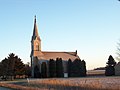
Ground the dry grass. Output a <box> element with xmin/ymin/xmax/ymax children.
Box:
<box><xmin>27</xmin><ymin>77</ymin><xmax>120</xmax><ymax>90</ymax></box>
<box><xmin>0</xmin><ymin>76</ymin><xmax>120</xmax><ymax>90</ymax></box>
<box><xmin>0</xmin><ymin>82</ymin><xmax>47</xmax><ymax>90</ymax></box>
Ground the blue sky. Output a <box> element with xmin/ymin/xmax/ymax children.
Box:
<box><xmin>0</xmin><ymin>0</ymin><xmax>120</xmax><ymax>69</ymax></box>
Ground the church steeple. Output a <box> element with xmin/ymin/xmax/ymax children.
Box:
<box><xmin>32</xmin><ymin>15</ymin><xmax>41</xmax><ymax>41</ymax></box>
<box><xmin>31</xmin><ymin>16</ymin><xmax>42</xmax><ymax>77</ymax></box>
<box><xmin>31</xmin><ymin>16</ymin><xmax>41</xmax><ymax>51</ymax></box>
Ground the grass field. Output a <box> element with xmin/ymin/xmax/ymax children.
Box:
<box><xmin>26</xmin><ymin>76</ymin><xmax>120</xmax><ymax>90</ymax></box>
<box><xmin>1</xmin><ymin>76</ymin><xmax>120</xmax><ymax>90</ymax></box>
<box><xmin>87</xmin><ymin>70</ymin><xmax>105</xmax><ymax>76</ymax></box>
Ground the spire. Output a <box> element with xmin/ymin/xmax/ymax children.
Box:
<box><xmin>32</xmin><ymin>15</ymin><xmax>40</xmax><ymax>41</ymax></box>
<box><xmin>33</xmin><ymin>15</ymin><xmax>39</xmax><ymax>37</ymax></box>
<box><xmin>35</xmin><ymin>15</ymin><xmax>36</xmax><ymax>23</ymax></box>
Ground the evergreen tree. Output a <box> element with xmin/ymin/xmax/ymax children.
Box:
<box><xmin>41</xmin><ymin>62</ymin><xmax>47</xmax><ymax>78</ymax></box>
<box><xmin>67</xmin><ymin>59</ymin><xmax>72</xmax><ymax>77</ymax></box>
<box><xmin>7</xmin><ymin>53</ymin><xmax>15</xmax><ymax>77</ymax></box>
<box><xmin>81</xmin><ymin>60</ymin><xmax>87</xmax><ymax>76</ymax></box>
<box><xmin>8</xmin><ymin>54</ymin><xmax>25</xmax><ymax>78</ymax></box>
<box><xmin>105</xmin><ymin>55</ymin><xmax>116</xmax><ymax>76</ymax></box>
<box><xmin>1</xmin><ymin>58</ymin><xmax>8</xmax><ymax>79</ymax></box>
<box><xmin>14</xmin><ymin>56</ymin><xmax>25</xmax><ymax>77</ymax></box>
<box><xmin>0</xmin><ymin>62</ymin><xmax>3</xmax><ymax>76</ymax></box>
<box><xmin>107</xmin><ymin>55</ymin><xmax>116</xmax><ymax>66</ymax></box>
<box><xmin>0</xmin><ymin>53</ymin><xmax>25</xmax><ymax>80</ymax></box>
<box><xmin>56</xmin><ymin>58</ymin><xmax>64</xmax><ymax>77</ymax></box>
<box><xmin>72</xmin><ymin>58</ymin><xmax>81</xmax><ymax>77</ymax></box>
<box><xmin>49</xmin><ymin>59</ymin><xmax>56</xmax><ymax>77</ymax></box>
<box><xmin>25</xmin><ymin>62</ymin><xmax>31</xmax><ymax>78</ymax></box>
<box><xmin>105</xmin><ymin>66</ymin><xmax>115</xmax><ymax>76</ymax></box>
<box><xmin>34</xmin><ymin>65</ymin><xmax>41</xmax><ymax>78</ymax></box>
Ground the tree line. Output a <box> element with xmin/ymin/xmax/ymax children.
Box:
<box><xmin>68</xmin><ymin>58</ymin><xmax>86</xmax><ymax>77</ymax></box>
<box><xmin>0</xmin><ymin>53</ymin><xmax>86</xmax><ymax>79</ymax></box>
<box><xmin>0</xmin><ymin>53</ymin><xmax>31</xmax><ymax>80</ymax></box>
<box><xmin>34</xmin><ymin>58</ymin><xmax>86</xmax><ymax>78</ymax></box>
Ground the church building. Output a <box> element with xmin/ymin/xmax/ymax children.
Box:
<box><xmin>30</xmin><ymin>16</ymin><xmax>80</xmax><ymax>78</ymax></box>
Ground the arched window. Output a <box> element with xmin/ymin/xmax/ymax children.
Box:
<box><xmin>35</xmin><ymin>43</ymin><xmax>39</xmax><ymax>51</ymax></box>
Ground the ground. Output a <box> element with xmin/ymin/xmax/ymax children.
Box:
<box><xmin>0</xmin><ymin>87</ymin><xmax>12</xmax><ymax>90</ymax></box>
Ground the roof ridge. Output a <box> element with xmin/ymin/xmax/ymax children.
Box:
<box><xmin>64</xmin><ymin>52</ymin><xmax>76</xmax><ymax>56</ymax></box>
<box><xmin>42</xmin><ymin>51</ymin><xmax>75</xmax><ymax>53</ymax></box>
<box><xmin>42</xmin><ymin>51</ymin><xmax>77</xmax><ymax>56</ymax></box>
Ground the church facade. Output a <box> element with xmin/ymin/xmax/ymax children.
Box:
<box><xmin>30</xmin><ymin>16</ymin><xmax>80</xmax><ymax>78</ymax></box>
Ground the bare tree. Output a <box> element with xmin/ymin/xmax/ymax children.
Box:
<box><xmin>116</xmin><ymin>40</ymin><xmax>120</xmax><ymax>61</ymax></box>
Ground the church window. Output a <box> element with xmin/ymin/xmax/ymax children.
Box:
<box><xmin>35</xmin><ymin>43</ymin><xmax>39</xmax><ymax>51</ymax></box>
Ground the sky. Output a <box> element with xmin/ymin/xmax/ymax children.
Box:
<box><xmin>0</xmin><ymin>0</ymin><xmax>120</xmax><ymax>70</ymax></box>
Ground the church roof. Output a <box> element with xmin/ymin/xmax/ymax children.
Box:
<box><xmin>37</xmin><ymin>51</ymin><xmax>80</xmax><ymax>61</ymax></box>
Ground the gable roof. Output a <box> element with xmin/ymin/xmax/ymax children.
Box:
<box><xmin>37</xmin><ymin>51</ymin><xmax>80</xmax><ymax>61</ymax></box>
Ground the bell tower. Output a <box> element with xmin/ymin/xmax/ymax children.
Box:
<box><xmin>31</xmin><ymin>16</ymin><xmax>41</xmax><ymax>77</ymax></box>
